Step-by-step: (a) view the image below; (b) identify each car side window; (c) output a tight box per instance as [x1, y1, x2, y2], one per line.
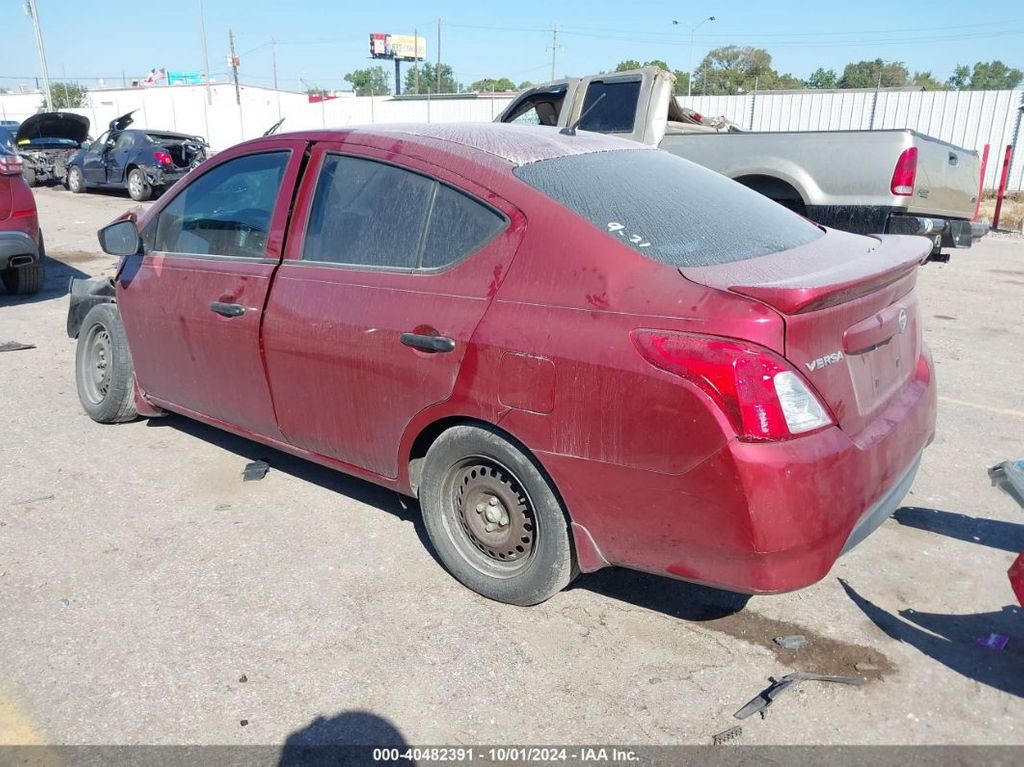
[151, 151, 289, 259]
[113, 132, 133, 151]
[90, 131, 109, 151]
[303, 154, 505, 270]
[421, 184, 505, 269]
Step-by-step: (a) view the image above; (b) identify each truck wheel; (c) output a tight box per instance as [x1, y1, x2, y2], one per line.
[75, 303, 137, 424]
[67, 165, 85, 194]
[419, 424, 577, 606]
[1, 237, 45, 295]
[127, 168, 151, 202]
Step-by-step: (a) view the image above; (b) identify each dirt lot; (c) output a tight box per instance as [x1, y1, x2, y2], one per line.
[1, 186, 1022, 748]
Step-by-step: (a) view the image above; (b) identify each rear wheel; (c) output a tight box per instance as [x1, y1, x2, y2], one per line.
[420, 424, 576, 605]
[127, 168, 151, 201]
[67, 165, 85, 194]
[75, 303, 137, 424]
[22, 167, 37, 187]
[1, 235, 44, 295]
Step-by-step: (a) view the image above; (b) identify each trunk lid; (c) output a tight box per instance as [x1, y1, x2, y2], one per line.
[907, 132, 979, 219]
[16, 112, 90, 147]
[682, 229, 932, 436]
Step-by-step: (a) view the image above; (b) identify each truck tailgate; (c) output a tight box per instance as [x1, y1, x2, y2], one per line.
[909, 133, 979, 219]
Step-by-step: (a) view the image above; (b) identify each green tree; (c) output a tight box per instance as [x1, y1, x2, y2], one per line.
[672, 70, 690, 96]
[911, 71, 948, 91]
[691, 46, 785, 95]
[403, 62, 459, 94]
[948, 60, 1023, 90]
[614, 59, 642, 72]
[806, 68, 838, 89]
[517, 80, 535, 90]
[468, 77, 516, 92]
[837, 59, 909, 88]
[344, 66, 391, 96]
[46, 81, 88, 109]
[305, 86, 329, 97]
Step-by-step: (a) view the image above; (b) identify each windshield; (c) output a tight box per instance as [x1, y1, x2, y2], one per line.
[514, 149, 824, 267]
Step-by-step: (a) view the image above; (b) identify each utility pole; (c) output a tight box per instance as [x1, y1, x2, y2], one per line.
[199, 0, 212, 104]
[25, 0, 53, 110]
[271, 37, 278, 90]
[550, 23, 558, 81]
[229, 29, 241, 106]
[413, 27, 419, 94]
[437, 18, 442, 94]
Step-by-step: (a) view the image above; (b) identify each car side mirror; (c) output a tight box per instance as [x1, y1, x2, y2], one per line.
[98, 219, 141, 257]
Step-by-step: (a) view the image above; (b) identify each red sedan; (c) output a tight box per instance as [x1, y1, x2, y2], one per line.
[0, 144, 44, 294]
[69, 124, 936, 605]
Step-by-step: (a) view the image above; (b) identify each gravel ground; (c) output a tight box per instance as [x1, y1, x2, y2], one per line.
[1, 186, 1021, 748]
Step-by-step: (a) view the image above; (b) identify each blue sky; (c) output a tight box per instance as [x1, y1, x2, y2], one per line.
[3, 0, 1022, 92]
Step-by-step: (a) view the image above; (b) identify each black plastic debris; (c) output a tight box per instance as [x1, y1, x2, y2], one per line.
[734, 672, 862, 720]
[712, 725, 742, 745]
[242, 460, 270, 482]
[989, 460, 1024, 508]
[0, 341, 35, 352]
[773, 635, 808, 650]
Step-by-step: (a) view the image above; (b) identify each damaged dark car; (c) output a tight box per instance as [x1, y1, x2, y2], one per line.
[66, 111, 207, 201]
[9, 112, 90, 187]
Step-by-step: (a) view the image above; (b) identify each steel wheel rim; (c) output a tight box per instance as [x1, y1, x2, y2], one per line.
[440, 455, 538, 578]
[80, 324, 112, 404]
[69, 168, 80, 191]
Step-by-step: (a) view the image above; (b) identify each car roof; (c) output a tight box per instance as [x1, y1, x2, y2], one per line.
[262, 123, 650, 168]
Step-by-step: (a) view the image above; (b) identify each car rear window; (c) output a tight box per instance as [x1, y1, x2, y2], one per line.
[514, 149, 824, 267]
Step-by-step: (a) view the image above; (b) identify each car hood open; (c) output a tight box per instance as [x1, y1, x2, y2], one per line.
[16, 112, 90, 145]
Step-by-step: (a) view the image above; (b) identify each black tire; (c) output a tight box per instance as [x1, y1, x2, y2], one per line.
[75, 303, 137, 424]
[420, 424, 576, 606]
[127, 168, 151, 202]
[67, 165, 85, 194]
[1, 234, 45, 295]
[22, 167, 37, 187]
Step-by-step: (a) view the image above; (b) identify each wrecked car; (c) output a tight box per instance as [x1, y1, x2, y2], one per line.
[69, 123, 936, 606]
[11, 112, 90, 187]
[66, 111, 207, 201]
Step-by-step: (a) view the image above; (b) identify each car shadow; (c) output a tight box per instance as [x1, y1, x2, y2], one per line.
[573, 567, 750, 621]
[893, 506, 1024, 554]
[279, 710, 409, 765]
[0, 253, 90, 308]
[145, 414, 436, 560]
[840, 578, 1023, 697]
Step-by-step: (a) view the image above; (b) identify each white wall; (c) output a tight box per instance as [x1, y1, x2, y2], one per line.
[2, 84, 1020, 190]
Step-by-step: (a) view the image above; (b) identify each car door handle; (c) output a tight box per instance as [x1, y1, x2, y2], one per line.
[400, 333, 456, 353]
[210, 301, 245, 318]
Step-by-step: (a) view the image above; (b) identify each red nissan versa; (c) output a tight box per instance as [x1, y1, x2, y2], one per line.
[68, 124, 936, 606]
[0, 145, 44, 294]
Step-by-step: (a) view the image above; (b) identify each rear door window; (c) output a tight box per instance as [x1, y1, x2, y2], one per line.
[151, 151, 289, 258]
[578, 79, 641, 133]
[514, 148, 823, 267]
[302, 154, 506, 270]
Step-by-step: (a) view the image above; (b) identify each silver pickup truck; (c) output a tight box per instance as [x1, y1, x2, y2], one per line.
[497, 67, 988, 258]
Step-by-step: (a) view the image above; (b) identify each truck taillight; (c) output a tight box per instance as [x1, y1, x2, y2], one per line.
[631, 330, 834, 442]
[890, 147, 918, 196]
[0, 154, 23, 175]
[154, 151, 173, 166]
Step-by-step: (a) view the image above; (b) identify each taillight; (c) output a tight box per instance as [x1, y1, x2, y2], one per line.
[0, 153, 23, 176]
[154, 150, 173, 166]
[890, 147, 918, 196]
[631, 330, 834, 441]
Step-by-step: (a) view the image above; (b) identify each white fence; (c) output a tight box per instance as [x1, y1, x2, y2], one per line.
[2, 84, 1021, 191]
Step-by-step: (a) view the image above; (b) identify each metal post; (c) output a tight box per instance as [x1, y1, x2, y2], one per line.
[394, 59, 401, 96]
[26, 0, 53, 110]
[550, 24, 558, 81]
[992, 144, 1013, 230]
[229, 29, 241, 106]
[199, 0, 212, 105]
[437, 18, 441, 94]
[413, 28, 419, 94]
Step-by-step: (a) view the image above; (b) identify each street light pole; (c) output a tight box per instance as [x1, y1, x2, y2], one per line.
[674, 16, 716, 99]
[25, 0, 53, 110]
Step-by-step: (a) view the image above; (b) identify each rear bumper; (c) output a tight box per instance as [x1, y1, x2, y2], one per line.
[0, 230, 39, 270]
[141, 164, 190, 188]
[546, 350, 937, 594]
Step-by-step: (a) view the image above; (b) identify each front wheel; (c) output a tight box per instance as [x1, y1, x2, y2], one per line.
[67, 165, 85, 194]
[127, 168, 151, 201]
[420, 425, 577, 606]
[75, 303, 137, 423]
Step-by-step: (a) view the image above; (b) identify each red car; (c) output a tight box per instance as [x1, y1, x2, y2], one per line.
[68, 124, 937, 605]
[0, 145, 44, 294]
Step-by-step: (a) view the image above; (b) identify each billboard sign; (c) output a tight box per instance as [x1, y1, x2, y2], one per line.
[369, 33, 426, 62]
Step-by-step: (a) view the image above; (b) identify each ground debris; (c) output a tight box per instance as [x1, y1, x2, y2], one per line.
[0, 341, 35, 352]
[242, 460, 270, 482]
[774, 635, 807, 650]
[734, 672, 862, 720]
[711, 725, 742, 745]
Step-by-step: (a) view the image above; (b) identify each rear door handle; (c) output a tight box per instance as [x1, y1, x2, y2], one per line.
[210, 301, 245, 318]
[400, 333, 456, 353]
